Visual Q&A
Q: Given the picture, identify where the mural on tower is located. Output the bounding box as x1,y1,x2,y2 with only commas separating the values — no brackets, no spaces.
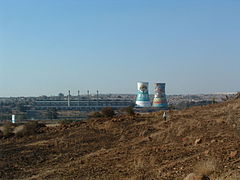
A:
135,82,151,107
152,83,168,108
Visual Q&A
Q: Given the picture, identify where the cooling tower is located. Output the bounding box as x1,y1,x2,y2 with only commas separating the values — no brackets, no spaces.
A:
152,83,168,108
135,82,151,107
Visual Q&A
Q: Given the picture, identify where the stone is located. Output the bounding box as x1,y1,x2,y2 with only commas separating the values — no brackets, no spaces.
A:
183,173,210,180
229,150,238,158
210,139,216,143
195,138,202,145
204,150,209,155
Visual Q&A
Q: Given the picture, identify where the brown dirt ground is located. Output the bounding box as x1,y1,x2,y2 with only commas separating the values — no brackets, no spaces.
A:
1,99,240,180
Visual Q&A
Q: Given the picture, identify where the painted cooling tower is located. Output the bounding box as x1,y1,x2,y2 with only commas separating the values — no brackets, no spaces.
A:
152,83,168,108
135,82,151,107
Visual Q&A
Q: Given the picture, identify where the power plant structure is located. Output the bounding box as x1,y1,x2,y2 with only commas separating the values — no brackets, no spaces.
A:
152,83,168,109
68,90,71,107
34,82,168,111
34,90,133,111
135,82,151,107
135,82,168,109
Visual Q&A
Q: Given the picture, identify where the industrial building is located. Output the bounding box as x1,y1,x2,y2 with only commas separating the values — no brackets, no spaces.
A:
34,90,134,111
135,82,151,107
32,82,169,111
135,82,168,109
152,83,168,108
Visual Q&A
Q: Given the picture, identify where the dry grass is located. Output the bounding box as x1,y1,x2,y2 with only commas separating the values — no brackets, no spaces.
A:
12,121,45,137
218,171,240,180
225,101,240,136
1,122,14,137
194,160,217,176
1,99,240,180
13,125,26,136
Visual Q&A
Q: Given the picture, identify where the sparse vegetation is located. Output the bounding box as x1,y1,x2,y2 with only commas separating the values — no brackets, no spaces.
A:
1,121,14,137
194,160,217,176
60,119,75,125
88,111,103,118
1,99,240,179
14,121,45,137
121,106,135,116
101,107,115,118
226,102,240,135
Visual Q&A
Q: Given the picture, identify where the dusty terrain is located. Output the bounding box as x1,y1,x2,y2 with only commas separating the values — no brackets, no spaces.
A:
1,99,240,180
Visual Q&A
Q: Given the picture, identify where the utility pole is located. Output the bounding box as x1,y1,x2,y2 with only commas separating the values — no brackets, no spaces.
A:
97,90,99,106
68,90,71,107
78,90,80,107
87,90,90,107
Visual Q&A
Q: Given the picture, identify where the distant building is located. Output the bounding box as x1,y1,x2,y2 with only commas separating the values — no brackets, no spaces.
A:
34,99,133,111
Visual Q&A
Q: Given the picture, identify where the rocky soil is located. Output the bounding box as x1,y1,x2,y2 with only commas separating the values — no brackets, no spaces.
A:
1,99,240,179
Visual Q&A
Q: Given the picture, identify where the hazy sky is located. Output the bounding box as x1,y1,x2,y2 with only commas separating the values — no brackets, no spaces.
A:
0,0,240,96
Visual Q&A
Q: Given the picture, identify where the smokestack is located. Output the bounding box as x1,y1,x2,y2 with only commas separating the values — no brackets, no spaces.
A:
87,90,90,106
78,90,80,106
97,90,99,106
152,83,168,108
68,90,71,107
135,82,151,107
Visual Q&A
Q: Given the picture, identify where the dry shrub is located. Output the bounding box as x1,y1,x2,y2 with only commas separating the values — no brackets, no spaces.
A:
133,157,145,171
194,159,217,176
103,120,114,131
121,106,135,116
184,160,216,180
101,107,115,118
216,118,227,124
183,173,210,180
170,118,200,138
132,156,158,180
88,111,103,118
218,170,240,180
88,108,115,118
225,102,240,135
226,102,240,111
139,127,157,137
176,124,189,137
13,125,26,136
14,121,45,137
1,122,14,137
133,157,147,180
60,119,74,125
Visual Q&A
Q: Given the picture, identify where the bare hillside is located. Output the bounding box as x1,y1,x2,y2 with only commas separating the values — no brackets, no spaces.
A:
1,99,240,179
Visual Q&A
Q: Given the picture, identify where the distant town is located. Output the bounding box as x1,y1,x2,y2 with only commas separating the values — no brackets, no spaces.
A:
0,92,237,122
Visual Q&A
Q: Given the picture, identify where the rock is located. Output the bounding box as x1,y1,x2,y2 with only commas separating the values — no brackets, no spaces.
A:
201,175,210,180
203,150,209,155
210,139,216,143
195,138,202,145
229,150,238,158
148,136,153,141
183,173,210,180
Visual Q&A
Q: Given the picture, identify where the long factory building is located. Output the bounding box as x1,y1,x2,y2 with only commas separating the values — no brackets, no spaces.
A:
34,99,134,111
